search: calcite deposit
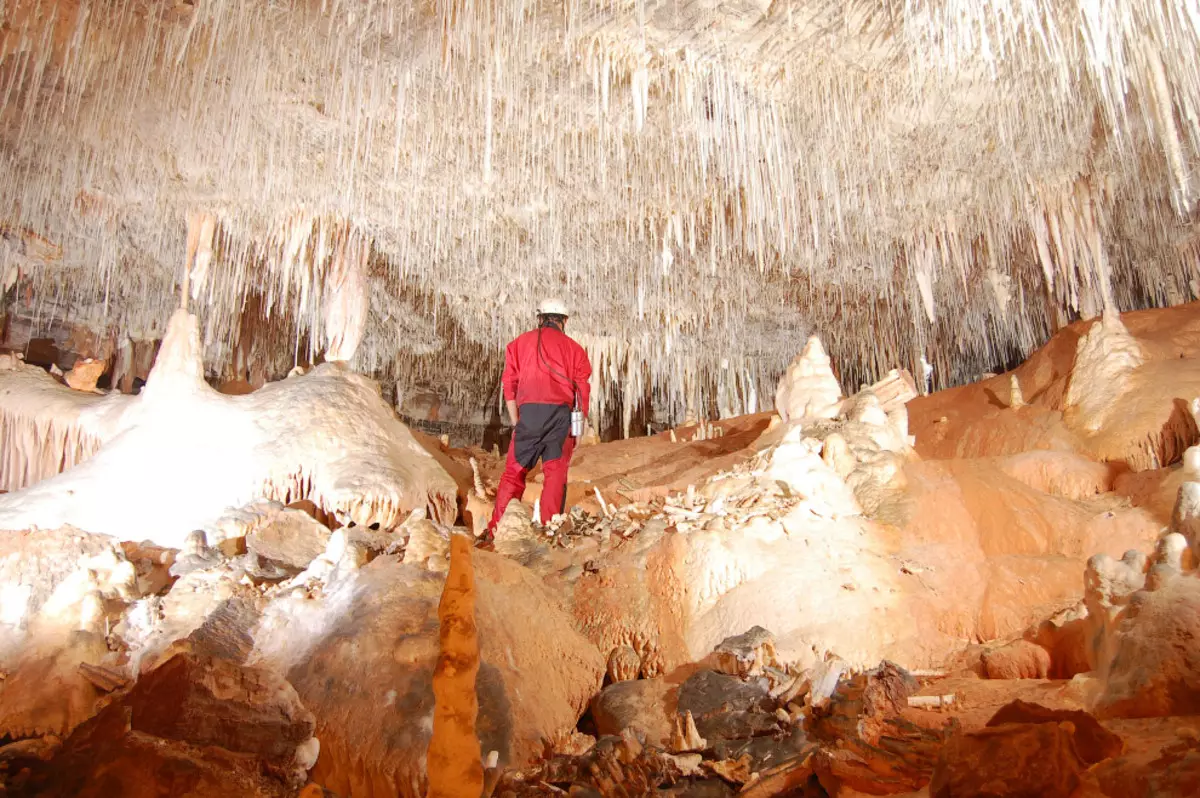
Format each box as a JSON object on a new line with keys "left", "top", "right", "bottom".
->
{"left": 0, "top": 309, "right": 458, "bottom": 546}
{"left": 773, "top": 336, "right": 843, "bottom": 424}
{"left": 4, "top": 304, "right": 1200, "bottom": 797}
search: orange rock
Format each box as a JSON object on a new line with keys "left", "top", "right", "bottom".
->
{"left": 985, "top": 700, "right": 1123, "bottom": 765}
{"left": 981, "top": 640, "right": 1051, "bottom": 680}
{"left": 930, "top": 720, "right": 1087, "bottom": 798}
{"left": 427, "top": 534, "right": 483, "bottom": 797}
{"left": 64, "top": 358, "right": 105, "bottom": 392}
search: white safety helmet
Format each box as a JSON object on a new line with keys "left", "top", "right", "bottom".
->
{"left": 537, "top": 298, "right": 569, "bottom": 317}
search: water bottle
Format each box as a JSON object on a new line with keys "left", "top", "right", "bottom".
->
{"left": 571, "top": 409, "right": 584, "bottom": 438}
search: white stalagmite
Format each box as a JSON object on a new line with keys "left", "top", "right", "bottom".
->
{"left": 774, "top": 336, "right": 844, "bottom": 424}
{"left": 1009, "top": 374, "right": 1025, "bottom": 409}
{"left": 1063, "top": 309, "right": 1145, "bottom": 434}
{"left": 0, "top": 309, "right": 457, "bottom": 547}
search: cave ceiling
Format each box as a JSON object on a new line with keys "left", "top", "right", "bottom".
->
{"left": 1, "top": 0, "right": 1199, "bottom": 420}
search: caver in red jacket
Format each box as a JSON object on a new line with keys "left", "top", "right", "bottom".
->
{"left": 488, "top": 323, "right": 592, "bottom": 532}
{"left": 501, "top": 325, "right": 592, "bottom": 410}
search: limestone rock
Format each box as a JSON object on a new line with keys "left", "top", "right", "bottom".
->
{"left": 1029, "top": 607, "right": 1091, "bottom": 679}
{"left": 930, "top": 720, "right": 1088, "bottom": 798}
{"left": 246, "top": 509, "right": 333, "bottom": 570}
{"left": 0, "top": 528, "right": 144, "bottom": 740}
{"left": 401, "top": 515, "right": 450, "bottom": 571}
{"left": 0, "top": 526, "right": 135, "bottom": 647}
{"left": 1083, "top": 550, "right": 1147, "bottom": 670}
{"left": 774, "top": 336, "right": 843, "bottom": 424}
{"left": 1172, "top": 478, "right": 1200, "bottom": 560}
{"left": 4, "top": 654, "right": 315, "bottom": 797}
{"left": 1095, "top": 575, "right": 1200, "bottom": 719}
{"left": 170, "top": 529, "right": 222, "bottom": 577}
{"left": 863, "top": 368, "right": 918, "bottom": 415}
{"left": 517, "top": 730, "right": 684, "bottom": 796}
{"left": 712, "top": 626, "right": 778, "bottom": 678}
{"left": 64, "top": 358, "right": 105, "bottom": 393}
{"left": 590, "top": 677, "right": 675, "bottom": 747}
{"left": 124, "top": 651, "right": 316, "bottom": 760}
{"left": 807, "top": 662, "right": 940, "bottom": 795}
{"left": 0, "top": 634, "right": 112, "bottom": 741}
{"left": 821, "top": 432, "right": 856, "bottom": 479}
{"left": 981, "top": 639, "right": 1051, "bottom": 679}
{"left": 117, "top": 565, "right": 257, "bottom": 675}
{"left": 985, "top": 701, "right": 1123, "bottom": 765}
{"left": 282, "top": 551, "right": 603, "bottom": 796}
{"left": 493, "top": 499, "right": 549, "bottom": 566}
{"left": 676, "top": 670, "right": 776, "bottom": 743}
{"left": 806, "top": 656, "right": 849, "bottom": 711}
{"left": 766, "top": 428, "right": 861, "bottom": 518}
{"left": 569, "top": 500, "right": 923, "bottom": 678}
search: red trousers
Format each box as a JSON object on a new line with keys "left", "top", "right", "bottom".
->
{"left": 489, "top": 432, "right": 576, "bottom": 529}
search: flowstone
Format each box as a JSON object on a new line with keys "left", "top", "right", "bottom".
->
{"left": 0, "top": 309, "right": 457, "bottom": 547}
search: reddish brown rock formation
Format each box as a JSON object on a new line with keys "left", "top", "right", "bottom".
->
{"left": 427, "top": 533, "right": 484, "bottom": 797}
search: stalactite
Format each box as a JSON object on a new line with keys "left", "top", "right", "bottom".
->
{"left": 0, "top": 0, "right": 1199, "bottom": 423}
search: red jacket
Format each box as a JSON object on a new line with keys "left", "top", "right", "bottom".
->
{"left": 502, "top": 326, "right": 591, "bottom": 410}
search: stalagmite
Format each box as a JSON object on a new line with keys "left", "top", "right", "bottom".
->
{"left": 1008, "top": 374, "right": 1025, "bottom": 409}
{"left": 774, "top": 336, "right": 843, "bottom": 424}
{"left": 469, "top": 456, "right": 487, "bottom": 500}
{"left": 427, "top": 533, "right": 484, "bottom": 797}
{"left": 1063, "top": 310, "right": 1144, "bottom": 434}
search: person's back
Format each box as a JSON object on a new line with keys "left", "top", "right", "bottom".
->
{"left": 503, "top": 326, "right": 590, "bottom": 410}
{"left": 484, "top": 300, "right": 591, "bottom": 542}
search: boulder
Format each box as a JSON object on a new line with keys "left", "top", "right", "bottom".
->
{"left": 930, "top": 721, "right": 1088, "bottom": 798}
{"left": 981, "top": 640, "right": 1051, "bottom": 679}
{"left": 590, "top": 678, "right": 675, "bottom": 746}
{"left": 21, "top": 723, "right": 299, "bottom": 797}
{"left": 64, "top": 358, "right": 105, "bottom": 393}
{"left": 713, "top": 626, "right": 778, "bottom": 678}
{"left": 985, "top": 701, "right": 1122, "bottom": 765}
{"left": 1095, "top": 575, "right": 1200, "bottom": 718}
{"left": 2, "top": 654, "right": 316, "bottom": 797}
{"left": 676, "top": 670, "right": 777, "bottom": 743}
{"left": 246, "top": 509, "right": 332, "bottom": 570}
{"left": 124, "top": 652, "right": 315, "bottom": 760}
{"left": 806, "top": 662, "right": 940, "bottom": 795}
